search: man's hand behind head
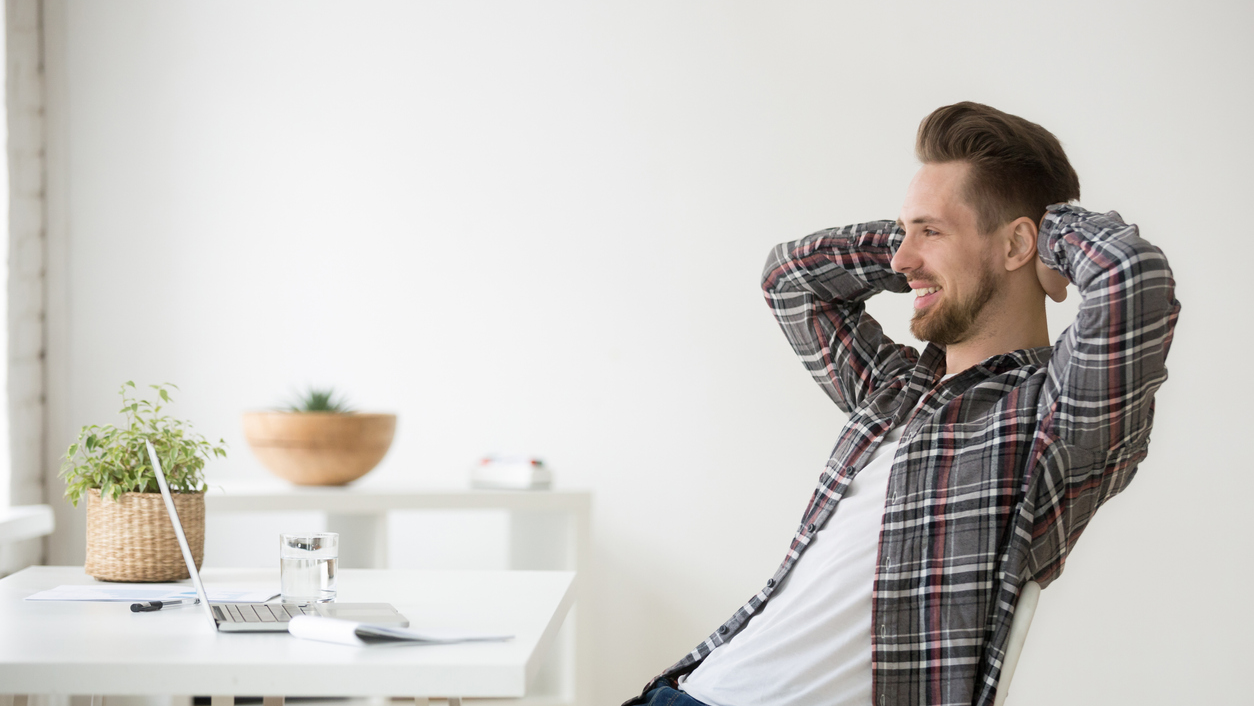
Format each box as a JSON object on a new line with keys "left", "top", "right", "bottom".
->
{"left": 1036, "top": 257, "right": 1069, "bottom": 303}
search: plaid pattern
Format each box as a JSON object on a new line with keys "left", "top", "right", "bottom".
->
{"left": 626, "top": 204, "right": 1178, "bottom": 706}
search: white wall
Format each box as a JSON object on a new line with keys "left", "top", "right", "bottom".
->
{"left": 44, "top": 1, "right": 1252, "bottom": 704}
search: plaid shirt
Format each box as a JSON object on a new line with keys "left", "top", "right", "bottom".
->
{"left": 628, "top": 204, "right": 1179, "bottom": 706}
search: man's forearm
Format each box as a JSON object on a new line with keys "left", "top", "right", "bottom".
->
{"left": 760, "top": 220, "right": 915, "bottom": 415}
{"left": 1038, "top": 204, "right": 1169, "bottom": 295}
{"left": 1036, "top": 203, "right": 1179, "bottom": 450}
{"left": 761, "top": 221, "right": 909, "bottom": 303}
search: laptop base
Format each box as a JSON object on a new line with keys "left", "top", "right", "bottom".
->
{"left": 213, "top": 602, "right": 409, "bottom": 632}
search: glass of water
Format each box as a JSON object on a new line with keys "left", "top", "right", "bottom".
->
{"left": 280, "top": 532, "right": 338, "bottom": 603}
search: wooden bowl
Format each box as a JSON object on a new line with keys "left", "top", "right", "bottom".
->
{"left": 241, "top": 412, "right": 397, "bottom": 486}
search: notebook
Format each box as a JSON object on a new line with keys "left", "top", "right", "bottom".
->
{"left": 144, "top": 440, "right": 410, "bottom": 633}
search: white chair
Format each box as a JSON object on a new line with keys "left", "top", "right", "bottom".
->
{"left": 992, "top": 580, "right": 1042, "bottom": 706}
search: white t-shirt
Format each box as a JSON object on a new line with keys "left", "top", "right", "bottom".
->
{"left": 679, "top": 426, "right": 904, "bottom": 706}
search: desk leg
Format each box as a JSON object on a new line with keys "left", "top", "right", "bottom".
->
{"left": 510, "top": 508, "right": 588, "bottom": 705}
{"left": 327, "top": 513, "right": 388, "bottom": 568}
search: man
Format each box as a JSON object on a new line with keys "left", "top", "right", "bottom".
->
{"left": 626, "top": 102, "right": 1179, "bottom": 706}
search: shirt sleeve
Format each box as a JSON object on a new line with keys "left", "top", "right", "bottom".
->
{"left": 1028, "top": 204, "right": 1180, "bottom": 580}
{"left": 761, "top": 221, "right": 917, "bottom": 415}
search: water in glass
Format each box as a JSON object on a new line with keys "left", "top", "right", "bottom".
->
{"left": 280, "top": 532, "right": 338, "bottom": 603}
{"left": 280, "top": 556, "right": 337, "bottom": 603}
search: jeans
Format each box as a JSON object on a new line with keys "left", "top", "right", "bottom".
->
{"left": 642, "top": 686, "right": 711, "bottom": 706}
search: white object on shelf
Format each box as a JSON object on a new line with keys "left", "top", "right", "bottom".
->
{"left": 470, "top": 455, "right": 552, "bottom": 490}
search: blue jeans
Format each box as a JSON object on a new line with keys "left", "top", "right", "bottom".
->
{"left": 642, "top": 686, "right": 710, "bottom": 706}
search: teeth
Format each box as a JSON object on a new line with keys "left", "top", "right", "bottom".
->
{"left": 915, "top": 287, "right": 940, "bottom": 297}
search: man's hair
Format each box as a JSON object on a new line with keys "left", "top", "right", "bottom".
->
{"left": 916, "top": 102, "right": 1080, "bottom": 234}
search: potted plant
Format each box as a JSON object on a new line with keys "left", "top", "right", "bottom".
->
{"left": 60, "top": 382, "right": 227, "bottom": 582}
{"left": 241, "top": 387, "right": 396, "bottom": 486}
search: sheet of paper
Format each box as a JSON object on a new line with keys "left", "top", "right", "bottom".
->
{"left": 26, "top": 585, "right": 185, "bottom": 602}
{"left": 288, "top": 615, "right": 513, "bottom": 647}
{"left": 26, "top": 584, "right": 279, "bottom": 603}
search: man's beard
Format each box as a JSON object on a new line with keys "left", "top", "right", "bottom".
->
{"left": 910, "top": 264, "right": 999, "bottom": 346}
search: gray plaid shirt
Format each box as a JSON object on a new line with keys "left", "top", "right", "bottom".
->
{"left": 628, "top": 204, "right": 1179, "bottom": 706}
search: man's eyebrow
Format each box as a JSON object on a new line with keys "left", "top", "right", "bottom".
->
{"left": 897, "top": 216, "right": 945, "bottom": 227}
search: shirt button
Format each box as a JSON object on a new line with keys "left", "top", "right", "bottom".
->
{"left": 807, "top": 523, "right": 817, "bottom": 532}
{"left": 766, "top": 579, "right": 775, "bottom": 588}
{"left": 718, "top": 626, "right": 729, "bottom": 635}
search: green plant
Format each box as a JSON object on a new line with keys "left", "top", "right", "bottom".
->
{"left": 60, "top": 382, "right": 228, "bottom": 506}
{"left": 285, "top": 386, "right": 354, "bottom": 413}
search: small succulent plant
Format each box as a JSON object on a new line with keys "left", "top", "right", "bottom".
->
{"left": 285, "top": 387, "right": 354, "bottom": 414}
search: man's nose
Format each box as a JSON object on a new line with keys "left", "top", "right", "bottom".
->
{"left": 891, "top": 233, "right": 919, "bottom": 274}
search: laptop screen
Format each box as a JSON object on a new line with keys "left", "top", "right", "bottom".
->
{"left": 145, "top": 440, "right": 219, "bottom": 631}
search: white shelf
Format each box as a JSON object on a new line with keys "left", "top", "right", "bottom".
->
{"left": 205, "top": 480, "right": 590, "bottom": 515}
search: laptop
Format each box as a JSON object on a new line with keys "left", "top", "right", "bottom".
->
{"left": 145, "top": 440, "right": 410, "bottom": 632}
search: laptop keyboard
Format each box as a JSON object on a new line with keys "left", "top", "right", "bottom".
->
{"left": 218, "top": 602, "right": 318, "bottom": 623}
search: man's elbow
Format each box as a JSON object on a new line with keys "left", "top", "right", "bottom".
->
{"left": 761, "top": 242, "right": 791, "bottom": 295}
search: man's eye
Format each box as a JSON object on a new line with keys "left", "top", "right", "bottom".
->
{"left": 924, "top": 229, "right": 939, "bottom": 236}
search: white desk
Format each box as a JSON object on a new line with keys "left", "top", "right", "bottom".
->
{"left": 0, "top": 566, "right": 575, "bottom": 704}
{"left": 204, "top": 481, "right": 591, "bottom": 706}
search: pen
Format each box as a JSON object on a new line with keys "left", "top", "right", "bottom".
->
{"left": 130, "top": 598, "right": 200, "bottom": 612}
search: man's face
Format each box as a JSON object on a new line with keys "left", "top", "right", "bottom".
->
{"left": 892, "top": 161, "right": 1000, "bottom": 346}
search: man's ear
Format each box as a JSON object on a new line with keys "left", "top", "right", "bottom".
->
{"left": 1003, "top": 217, "right": 1038, "bottom": 272}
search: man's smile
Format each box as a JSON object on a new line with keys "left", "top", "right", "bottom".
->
{"left": 911, "top": 284, "right": 942, "bottom": 310}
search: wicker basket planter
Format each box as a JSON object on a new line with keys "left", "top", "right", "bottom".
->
{"left": 85, "top": 488, "right": 204, "bottom": 582}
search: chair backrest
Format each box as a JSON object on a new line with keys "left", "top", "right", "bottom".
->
{"left": 992, "top": 580, "right": 1042, "bottom": 706}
